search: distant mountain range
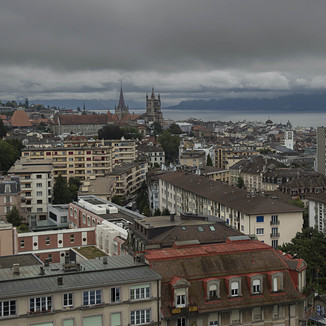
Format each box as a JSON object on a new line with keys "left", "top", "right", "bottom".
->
{"left": 166, "top": 92, "right": 326, "bottom": 112}
{"left": 30, "top": 92, "right": 326, "bottom": 112}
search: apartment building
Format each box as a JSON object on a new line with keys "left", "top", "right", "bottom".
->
{"left": 179, "top": 150, "right": 206, "bottom": 167}
{"left": 214, "top": 145, "right": 259, "bottom": 169}
{"left": 308, "top": 192, "right": 326, "bottom": 233}
{"left": 138, "top": 145, "right": 165, "bottom": 167}
{"left": 8, "top": 159, "right": 53, "bottom": 220}
{"left": 21, "top": 141, "right": 113, "bottom": 180}
{"left": 144, "top": 237, "right": 307, "bottom": 326}
{"left": 107, "top": 161, "right": 148, "bottom": 199}
{"left": 0, "top": 255, "right": 161, "bottom": 326}
{"left": 154, "top": 171, "right": 304, "bottom": 248}
{"left": 0, "top": 176, "right": 22, "bottom": 219}
{"left": 111, "top": 138, "right": 137, "bottom": 165}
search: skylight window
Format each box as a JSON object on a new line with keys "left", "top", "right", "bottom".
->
{"left": 209, "top": 226, "right": 216, "bottom": 231}
{"left": 198, "top": 226, "right": 204, "bottom": 232}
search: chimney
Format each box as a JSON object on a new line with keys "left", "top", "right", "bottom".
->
{"left": 170, "top": 212, "right": 175, "bottom": 222}
{"left": 13, "top": 263, "right": 20, "bottom": 275}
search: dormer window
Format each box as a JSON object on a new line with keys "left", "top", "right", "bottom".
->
{"left": 172, "top": 278, "right": 189, "bottom": 309}
{"left": 206, "top": 280, "right": 220, "bottom": 300}
{"left": 231, "top": 282, "right": 239, "bottom": 296}
{"left": 251, "top": 275, "right": 263, "bottom": 294}
{"left": 5, "top": 185, "right": 10, "bottom": 193}
{"left": 271, "top": 273, "right": 283, "bottom": 292}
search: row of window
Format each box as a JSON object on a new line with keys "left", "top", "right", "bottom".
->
{"left": 20, "top": 234, "right": 76, "bottom": 248}
{"left": 1, "top": 285, "right": 151, "bottom": 318}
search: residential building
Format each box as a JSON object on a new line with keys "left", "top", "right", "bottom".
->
{"left": 282, "top": 129, "right": 294, "bottom": 150}
{"left": 179, "top": 150, "right": 206, "bottom": 167}
{"left": 0, "top": 176, "right": 22, "bottom": 219}
{"left": 144, "top": 237, "right": 307, "bottom": 326}
{"left": 21, "top": 140, "right": 114, "bottom": 180}
{"left": 316, "top": 126, "right": 326, "bottom": 175}
{"left": 308, "top": 192, "right": 326, "bottom": 233}
{"left": 154, "top": 171, "right": 304, "bottom": 247}
{"left": 8, "top": 159, "right": 53, "bottom": 221}
{"left": 0, "top": 255, "right": 161, "bottom": 326}
{"left": 214, "top": 145, "right": 259, "bottom": 169}
{"left": 124, "top": 212, "right": 243, "bottom": 254}
{"left": 111, "top": 138, "right": 137, "bottom": 165}
{"left": 107, "top": 161, "right": 148, "bottom": 200}
{"left": 78, "top": 176, "right": 116, "bottom": 201}
{"left": 138, "top": 145, "right": 165, "bottom": 167}
{"left": 10, "top": 109, "right": 32, "bottom": 129}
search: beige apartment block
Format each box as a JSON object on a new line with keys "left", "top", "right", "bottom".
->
{"left": 8, "top": 159, "right": 53, "bottom": 220}
{"left": 156, "top": 172, "right": 304, "bottom": 248}
{"left": 0, "top": 176, "right": 22, "bottom": 219}
{"left": 179, "top": 150, "right": 206, "bottom": 167}
{"left": 214, "top": 145, "right": 259, "bottom": 169}
{"left": 107, "top": 161, "right": 148, "bottom": 199}
{"left": 111, "top": 139, "right": 137, "bottom": 165}
{"left": 21, "top": 139, "right": 137, "bottom": 180}
{"left": 0, "top": 256, "right": 161, "bottom": 326}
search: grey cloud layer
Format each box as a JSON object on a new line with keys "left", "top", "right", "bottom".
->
{"left": 1, "top": 0, "right": 326, "bottom": 102}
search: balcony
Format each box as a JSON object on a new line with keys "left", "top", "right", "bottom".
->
{"left": 270, "top": 233, "right": 280, "bottom": 238}
{"left": 170, "top": 304, "right": 198, "bottom": 315}
{"left": 270, "top": 220, "right": 280, "bottom": 225}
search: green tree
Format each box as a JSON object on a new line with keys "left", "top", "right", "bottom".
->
{"left": 158, "top": 131, "right": 180, "bottom": 163}
{"left": 68, "top": 177, "right": 81, "bottom": 202}
{"left": 154, "top": 208, "right": 161, "bottom": 216}
{"left": 167, "top": 123, "right": 182, "bottom": 134}
{"left": 5, "top": 138, "right": 24, "bottom": 153}
{"left": 0, "top": 119, "right": 6, "bottom": 138}
{"left": 122, "top": 126, "right": 142, "bottom": 140}
{"left": 98, "top": 124, "right": 124, "bottom": 140}
{"left": 6, "top": 206, "right": 22, "bottom": 227}
{"left": 162, "top": 208, "right": 170, "bottom": 216}
{"left": 152, "top": 122, "right": 163, "bottom": 136}
{"left": 52, "top": 175, "right": 71, "bottom": 204}
{"left": 279, "top": 228, "right": 326, "bottom": 285}
{"left": 0, "top": 140, "right": 20, "bottom": 172}
{"left": 206, "top": 154, "right": 213, "bottom": 166}
{"left": 136, "top": 182, "right": 150, "bottom": 215}
{"left": 111, "top": 195, "right": 124, "bottom": 206}
{"left": 237, "top": 177, "right": 245, "bottom": 189}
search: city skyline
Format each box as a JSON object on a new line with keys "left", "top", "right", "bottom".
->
{"left": 1, "top": 0, "right": 326, "bottom": 107}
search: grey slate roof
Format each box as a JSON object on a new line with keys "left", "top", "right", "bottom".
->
{"left": 0, "top": 255, "right": 161, "bottom": 299}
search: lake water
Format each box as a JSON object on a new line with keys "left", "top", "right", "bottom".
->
{"left": 125, "top": 109, "right": 326, "bottom": 128}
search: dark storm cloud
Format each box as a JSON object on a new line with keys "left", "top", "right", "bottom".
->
{"left": 1, "top": 0, "right": 326, "bottom": 102}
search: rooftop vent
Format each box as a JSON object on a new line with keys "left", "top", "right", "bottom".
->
{"left": 57, "top": 276, "right": 63, "bottom": 286}
{"left": 63, "top": 263, "right": 81, "bottom": 272}
{"left": 13, "top": 263, "right": 20, "bottom": 275}
{"left": 39, "top": 266, "right": 45, "bottom": 275}
{"left": 103, "top": 256, "right": 108, "bottom": 265}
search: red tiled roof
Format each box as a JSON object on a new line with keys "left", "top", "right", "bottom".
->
{"left": 58, "top": 114, "right": 108, "bottom": 125}
{"left": 10, "top": 110, "right": 32, "bottom": 127}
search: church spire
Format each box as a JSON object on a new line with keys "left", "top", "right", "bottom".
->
{"left": 118, "top": 84, "right": 126, "bottom": 108}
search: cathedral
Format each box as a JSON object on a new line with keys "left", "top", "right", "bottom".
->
{"left": 143, "top": 88, "right": 163, "bottom": 126}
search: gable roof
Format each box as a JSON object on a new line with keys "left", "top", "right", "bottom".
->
{"left": 157, "top": 172, "right": 304, "bottom": 215}
{"left": 57, "top": 114, "right": 108, "bottom": 125}
{"left": 10, "top": 110, "right": 32, "bottom": 127}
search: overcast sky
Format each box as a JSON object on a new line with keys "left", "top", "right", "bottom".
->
{"left": 1, "top": 0, "right": 326, "bottom": 107}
